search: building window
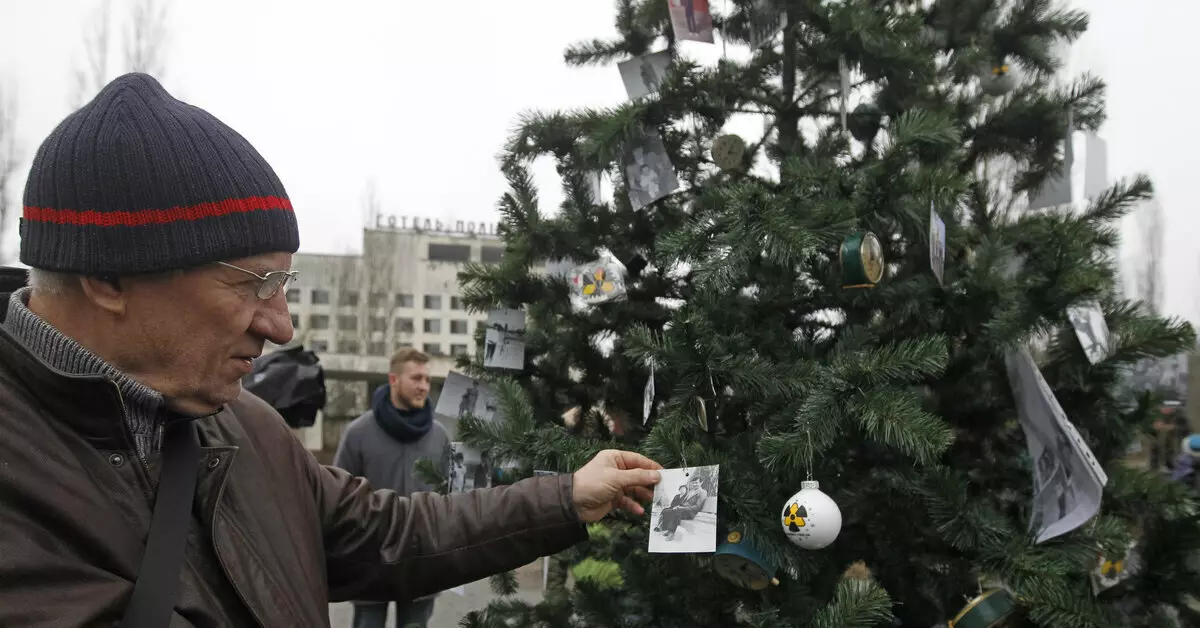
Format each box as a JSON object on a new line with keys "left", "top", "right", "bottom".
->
{"left": 450, "top": 344, "right": 469, "bottom": 357}
{"left": 428, "top": 243, "right": 471, "bottom": 263}
{"left": 481, "top": 246, "right": 504, "bottom": 264}
{"left": 286, "top": 289, "right": 300, "bottom": 304}
{"left": 369, "top": 316, "right": 388, "bottom": 332}
{"left": 338, "top": 291, "right": 359, "bottom": 307}
{"left": 394, "top": 341, "right": 413, "bottom": 351}
{"left": 423, "top": 295, "right": 441, "bottom": 309}
{"left": 423, "top": 343, "right": 442, "bottom": 356}
{"left": 450, "top": 296, "right": 464, "bottom": 310}
{"left": 394, "top": 318, "right": 414, "bottom": 333}
{"left": 423, "top": 319, "right": 441, "bottom": 334}
{"left": 311, "top": 340, "right": 329, "bottom": 353}
{"left": 290, "top": 314, "right": 300, "bottom": 328}
{"left": 311, "top": 289, "right": 330, "bottom": 305}
{"left": 309, "top": 315, "right": 330, "bottom": 330}
{"left": 337, "top": 339, "right": 360, "bottom": 355}
{"left": 476, "top": 320, "right": 487, "bottom": 333}
{"left": 368, "top": 341, "right": 387, "bottom": 356}
{"left": 450, "top": 320, "right": 468, "bottom": 335}
{"left": 368, "top": 292, "right": 388, "bottom": 308}
{"left": 337, "top": 315, "right": 358, "bottom": 331}
{"left": 396, "top": 294, "right": 414, "bottom": 308}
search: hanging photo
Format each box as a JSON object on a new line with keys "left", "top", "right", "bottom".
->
{"left": 483, "top": 308, "right": 527, "bottom": 371}
{"left": 929, "top": 202, "right": 946, "bottom": 285}
{"left": 747, "top": 0, "right": 785, "bottom": 49}
{"left": 1027, "top": 109, "right": 1074, "bottom": 210}
{"left": 435, "top": 371, "right": 502, "bottom": 423}
{"left": 570, "top": 251, "right": 628, "bottom": 306}
{"left": 1005, "top": 349, "right": 1108, "bottom": 543}
{"left": 666, "top": 0, "right": 714, "bottom": 43}
{"left": 622, "top": 125, "right": 679, "bottom": 211}
{"left": 586, "top": 171, "right": 606, "bottom": 205}
{"left": 648, "top": 465, "right": 719, "bottom": 554}
{"left": 618, "top": 50, "right": 672, "bottom": 100}
{"left": 643, "top": 366, "right": 655, "bottom": 424}
{"left": 1066, "top": 301, "right": 1110, "bottom": 365}
{"left": 448, "top": 442, "right": 492, "bottom": 493}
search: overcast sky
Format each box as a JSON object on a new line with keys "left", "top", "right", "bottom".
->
{"left": 0, "top": 0, "right": 1195, "bottom": 323}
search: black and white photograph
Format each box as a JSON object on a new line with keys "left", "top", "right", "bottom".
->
{"left": 448, "top": 442, "right": 492, "bottom": 493}
{"left": 435, "top": 371, "right": 503, "bottom": 423}
{"left": 622, "top": 125, "right": 679, "bottom": 211}
{"left": 1005, "top": 349, "right": 1108, "bottom": 543}
{"left": 648, "top": 465, "right": 719, "bottom": 554}
{"left": 929, "top": 203, "right": 946, "bottom": 285}
{"left": 483, "top": 308, "right": 527, "bottom": 370}
{"left": 1066, "top": 301, "right": 1110, "bottom": 365}
{"left": 666, "top": 0, "right": 714, "bottom": 43}
{"left": 617, "top": 50, "right": 672, "bottom": 100}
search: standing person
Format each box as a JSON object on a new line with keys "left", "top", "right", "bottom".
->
{"left": 0, "top": 72, "right": 664, "bottom": 627}
{"left": 334, "top": 348, "right": 449, "bottom": 628}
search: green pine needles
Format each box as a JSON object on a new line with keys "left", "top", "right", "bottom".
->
{"left": 450, "top": 0, "right": 1199, "bottom": 626}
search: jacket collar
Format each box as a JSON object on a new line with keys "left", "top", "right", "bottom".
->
{"left": 0, "top": 292, "right": 132, "bottom": 448}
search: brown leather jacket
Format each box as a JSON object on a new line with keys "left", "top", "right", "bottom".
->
{"left": 0, "top": 325, "right": 587, "bottom": 626}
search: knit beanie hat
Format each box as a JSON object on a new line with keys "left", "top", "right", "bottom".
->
{"left": 20, "top": 73, "right": 299, "bottom": 274}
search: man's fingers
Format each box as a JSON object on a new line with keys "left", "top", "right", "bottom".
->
{"left": 625, "top": 485, "right": 655, "bottom": 503}
{"left": 616, "top": 495, "right": 645, "bottom": 516}
{"left": 609, "top": 449, "right": 664, "bottom": 471}
{"left": 613, "top": 467, "right": 661, "bottom": 488}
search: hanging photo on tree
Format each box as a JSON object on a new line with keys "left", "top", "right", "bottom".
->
{"left": 435, "top": 371, "right": 502, "bottom": 424}
{"left": 448, "top": 442, "right": 492, "bottom": 493}
{"left": 648, "top": 465, "right": 719, "bottom": 554}
{"left": 618, "top": 50, "right": 672, "bottom": 100}
{"left": 622, "top": 125, "right": 679, "bottom": 211}
{"left": 929, "top": 202, "right": 946, "bottom": 285}
{"left": 1066, "top": 301, "right": 1110, "bottom": 365}
{"left": 666, "top": 0, "right": 714, "bottom": 43}
{"left": 1005, "top": 349, "right": 1108, "bottom": 543}
{"left": 484, "top": 308, "right": 527, "bottom": 371}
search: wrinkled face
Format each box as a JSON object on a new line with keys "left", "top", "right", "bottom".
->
{"left": 112, "top": 252, "right": 295, "bottom": 415}
{"left": 389, "top": 360, "right": 431, "bottom": 409}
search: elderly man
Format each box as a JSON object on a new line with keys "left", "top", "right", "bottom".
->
{"left": 0, "top": 73, "right": 662, "bottom": 628}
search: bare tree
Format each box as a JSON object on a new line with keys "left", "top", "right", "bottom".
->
{"left": 1134, "top": 197, "right": 1165, "bottom": 314}
{"left": 69, "top": 0, "right": 170, "bottom": 108}
{"left": 0, "top": 80, "right": 20, "bottom": 264}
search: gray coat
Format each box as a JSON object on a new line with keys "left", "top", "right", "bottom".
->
{"left": 333, "top": 410, "right": 452, "bottom": 499}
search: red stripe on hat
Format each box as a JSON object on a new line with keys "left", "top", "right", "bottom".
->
{"left": 23, "top": 196, "right": 293, "bottom": 227}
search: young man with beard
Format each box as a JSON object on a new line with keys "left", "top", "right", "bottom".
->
{"left": 334, "top": 348, "right": 449, "bottom": 628}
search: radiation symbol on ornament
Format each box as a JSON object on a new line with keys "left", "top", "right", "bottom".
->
{"left": 782, "top": 502, "right": 807, "bottom": 532}
{"left": 1100, "top": 558, "right": 1124, "bottom": 578}
{"left": 577, "top": 267, "right": 616, "bottom": 297}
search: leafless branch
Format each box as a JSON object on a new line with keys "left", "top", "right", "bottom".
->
{"left": 124, "top": 0, "right": 169, "bottom": 79}
{"left": 69, "top": 0, "right": 170, "bottom": 108}
{"left": 0, "top": 80, "right": 21, "bottom": 264}
{"left": 1134, "top": 197, "right": 1165, "bottom": 314}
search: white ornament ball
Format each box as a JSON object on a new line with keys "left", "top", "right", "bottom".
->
{"left": 780, "top": 481, "right": 842, "bottom": 550}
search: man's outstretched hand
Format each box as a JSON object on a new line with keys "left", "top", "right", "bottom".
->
{"left": 571, "top": 449, "right": 664, "bottom": 522}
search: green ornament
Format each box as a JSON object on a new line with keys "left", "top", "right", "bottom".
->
{"left": 949, "top": 589, "right": 1018, "bottom": 628}
{"left": 839, "top": 231, "right": 885, "bottom": 289}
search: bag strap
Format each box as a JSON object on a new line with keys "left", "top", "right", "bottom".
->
{"left": 119, "top": 421, "right": 201, "bottom": 628}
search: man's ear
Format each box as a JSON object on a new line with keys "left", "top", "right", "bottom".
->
{"left": 79, "top": 275, "right": 128, "bottom": 315}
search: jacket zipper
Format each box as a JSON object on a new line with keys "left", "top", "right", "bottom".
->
{"left": 111, "top": 381, "right": 156, "bottom": 503}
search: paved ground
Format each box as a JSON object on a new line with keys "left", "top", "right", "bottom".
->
{"left": 329, "top": 559, "right": 546, "bottom": 628}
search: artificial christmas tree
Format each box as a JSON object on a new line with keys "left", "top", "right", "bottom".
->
{"left": 447, "top": 0, "right": 1199, "bottom": 626}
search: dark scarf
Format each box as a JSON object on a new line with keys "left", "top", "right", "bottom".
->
{"left": 371, "top": 384, "right": 432, "bottom": 443}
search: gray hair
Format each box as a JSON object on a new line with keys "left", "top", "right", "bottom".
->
{"left": 26, "top": 268, "right": 78, "bottom": 297}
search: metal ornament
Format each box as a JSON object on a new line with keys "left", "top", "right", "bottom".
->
{"left": 713, "top": 530, "right": 779, "bottom": 590}
{"left": 948, "top": 589, "right": 1018, "bottom": 628}
{"left": 711, "top": 134, "right": 746, "bottom": 170}
{"left": 839, "top": 231, "right": 885, "bottom": 288}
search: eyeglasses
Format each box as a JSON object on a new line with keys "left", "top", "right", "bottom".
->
{"left": 218, "top": 262, "right": 298, "bottom": 300}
